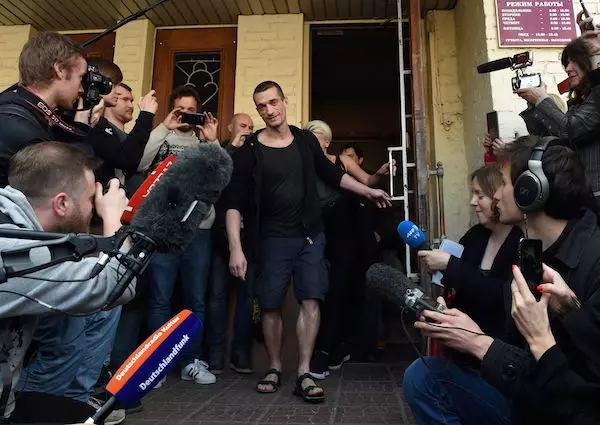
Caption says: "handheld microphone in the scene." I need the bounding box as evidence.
[366,263,446,315]
[129,143,232,254]
[477,57,514,74]
[121,155,176,224]
[85,309,202,424]
[397,220,431,250]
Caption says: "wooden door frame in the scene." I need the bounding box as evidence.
[152,27,237,142]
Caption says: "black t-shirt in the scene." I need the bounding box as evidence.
[259,140,304,237]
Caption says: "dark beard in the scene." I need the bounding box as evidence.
[56,207,91,234]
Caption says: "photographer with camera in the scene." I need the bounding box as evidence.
[138,85,221,386]
[516,22,600,207]
[0,31,104,187]
[0,142,134,424]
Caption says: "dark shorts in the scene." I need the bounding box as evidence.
[256,232,329,309]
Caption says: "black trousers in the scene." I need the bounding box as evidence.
[7,392,96,424]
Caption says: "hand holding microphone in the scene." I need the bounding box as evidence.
[418,250,451,272]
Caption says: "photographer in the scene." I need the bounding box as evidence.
[516,19,600,207]
[0,31,103,187]
[0,142,134,424]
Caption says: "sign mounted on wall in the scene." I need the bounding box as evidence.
[496,1,578,47]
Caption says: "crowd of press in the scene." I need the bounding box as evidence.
[1,8,600,425]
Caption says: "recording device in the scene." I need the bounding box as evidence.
[82,64,113,110]
[181,112,206,126]
[85,309,201,424]
[0,143,233,308]
[557,77,570,95]
[366,263,446,316]
[580,0,595,31]
[397,220,431,251]
[518,238,543,300]
[477,52,542,93]
[121,155,176,224]
[487,111,499,140]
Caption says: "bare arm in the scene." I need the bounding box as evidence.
[226,209,247,280]
[339,174,392,208]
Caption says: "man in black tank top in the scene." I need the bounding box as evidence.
[223,81,391,403]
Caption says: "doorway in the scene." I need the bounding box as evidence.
[309,23,418,353]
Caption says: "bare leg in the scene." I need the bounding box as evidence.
[297,299,323,396]
[257,308,283,391]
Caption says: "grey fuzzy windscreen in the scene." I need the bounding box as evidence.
[365,263,411,308]
[131,143,233,253]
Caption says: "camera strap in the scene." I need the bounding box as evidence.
[13,85,87,137]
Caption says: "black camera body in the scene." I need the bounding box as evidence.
[82,64,113,109]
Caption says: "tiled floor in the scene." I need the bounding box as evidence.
[126,361,417,425]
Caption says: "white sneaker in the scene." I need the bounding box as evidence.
[154,376,167,389]
[87,396,126,425]
[181,359,216,384]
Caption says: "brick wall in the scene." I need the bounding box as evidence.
[234,14,304,129]
[427,11,471,242]
[113,19,156,132]
[482,0,596,139]
[0,25,37,91]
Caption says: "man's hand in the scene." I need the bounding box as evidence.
[229,247,248,280]
[517,84,547,105]
[94,178,128,229]
[74,98,105,127]
[538,263,581,315]
[198,112,218,142]
[375,159,396,177]
[414,298,493,359]
[511,265,556,360]
[231,131,250,148]
[139,89,158,114]
[418,250,451,272]
[365,188,392,208]
[163,108,187,131]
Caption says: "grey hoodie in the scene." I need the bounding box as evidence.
[0,186,136,417]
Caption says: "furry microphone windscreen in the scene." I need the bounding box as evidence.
[130,143,233,254]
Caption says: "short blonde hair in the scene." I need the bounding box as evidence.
[548,93,567,113]
[305,120,333,141]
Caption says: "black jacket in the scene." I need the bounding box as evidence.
[480,209,600,425]
[0,89,91,186]
[86,114,154,185]
[223,125,345,259]
[444,224,523,338]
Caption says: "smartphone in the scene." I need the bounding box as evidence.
[487,111,499,140]
[518,238,543,299]
[557,77,570,94]
[181,111,206,126]
[580,1,595,31]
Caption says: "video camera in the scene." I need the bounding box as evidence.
[82,64,113,110]
[477,52,542,93]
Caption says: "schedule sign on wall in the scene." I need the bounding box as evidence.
[496,1,578,47]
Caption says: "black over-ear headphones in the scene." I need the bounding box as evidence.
[513,136,558,213]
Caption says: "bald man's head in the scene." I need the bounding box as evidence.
[228,113,254,138]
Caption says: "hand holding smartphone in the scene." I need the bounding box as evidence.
[518,238,543,300]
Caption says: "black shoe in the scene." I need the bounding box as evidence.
[126,400,143,414]
[230,351,253,374]
[92,365,114,396]
[208,356,224,375]
[309,350,330,380]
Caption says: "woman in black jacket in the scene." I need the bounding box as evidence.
[419,164,523,341]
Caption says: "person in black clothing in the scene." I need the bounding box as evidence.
[83,58,157,186]
[0,31,101,186]
[404,135,600,425]
[419,165,522,350]
[224,81,391,403]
